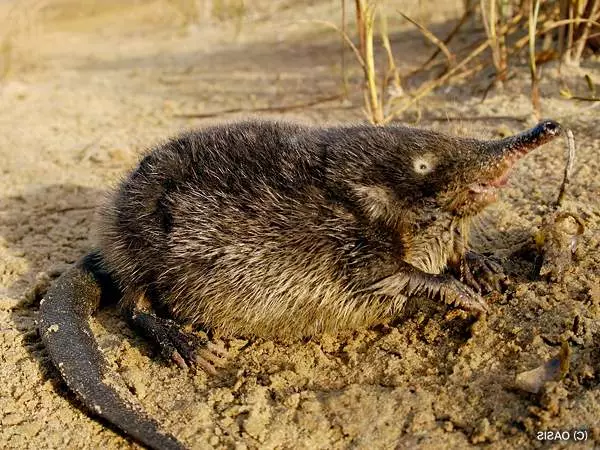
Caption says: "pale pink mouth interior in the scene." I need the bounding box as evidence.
[469,168,512,194]
[489,169,511,187]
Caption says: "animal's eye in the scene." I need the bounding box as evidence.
[413,157,434,175]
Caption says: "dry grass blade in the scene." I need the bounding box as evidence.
[324,1,391,124]
[361,2,382,123]
[407,2,476,77]
[383,12,524,122]
[508,18,600,61]
[426,114,528,122]
[564,0,575,60]
[355,0,367,58]
[310,19,365,68]
[529,0,542,119]
[340,0,349,97]
[380,4,402,102]
[509,17,600,67]
[560,88,600,101]
[571,0,599,63]
[328,0,597,124]
[173,94,345,118]
[561,0,600,65]
[585,74,596,96]
[549,17,600,30]
[480,0,508,80]
[384,37,491,122]
[398,11,455,69]
[569,96,600,101]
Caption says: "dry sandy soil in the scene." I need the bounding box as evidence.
[0,1,599,449]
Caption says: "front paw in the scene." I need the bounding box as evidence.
[440,276,489,315]
[460,251,508,294]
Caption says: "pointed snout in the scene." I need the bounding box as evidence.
[536,119,562,136]
[491,119,563,158]
[522,119,562,148]
[468,120,563,187]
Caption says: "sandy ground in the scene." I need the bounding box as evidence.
[0,1,599,449]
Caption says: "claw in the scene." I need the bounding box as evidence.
[460,258,481,294]
[442,278,489,315]
[170,350,188,370]
[195,359,217,376]
[129,310,228,374]
[461,251,508,294]
[207,340,228,357]
[198,348,228,367]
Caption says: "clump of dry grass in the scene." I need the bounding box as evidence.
[337,0,600,124]
[559,0,600,65]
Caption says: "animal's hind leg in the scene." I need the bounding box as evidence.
[124,292,227,374]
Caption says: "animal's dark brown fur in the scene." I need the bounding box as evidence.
[40,118,562,450]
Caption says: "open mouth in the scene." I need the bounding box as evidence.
[448,168,512,215]
[489,168,511,187]
[451,120,561,216]
[470,167,512,194]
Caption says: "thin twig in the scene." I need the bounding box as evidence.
[384,12,524,122]
[310,19,365,68]
[408,2,476,77]
[362,3,382,123]
[481,0,509,80]
[384,36,492,121]
[556,0,568,56]
[425,114,529,122]
[398,11,455,69]
[555,129,576,208]
[340,0,349,98]
[172,94,346,118]
[512,17,600,57]
[564,95,600,101]
[529,0,542,119]
[406,7,521,81]
[380,2,402,102]
[36,205,98,215]
[571,0,600,63]
[469,15,600,99]
[355,0,366,60]
[566,0,575,64]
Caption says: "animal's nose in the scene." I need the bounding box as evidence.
[538,119,562,136]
